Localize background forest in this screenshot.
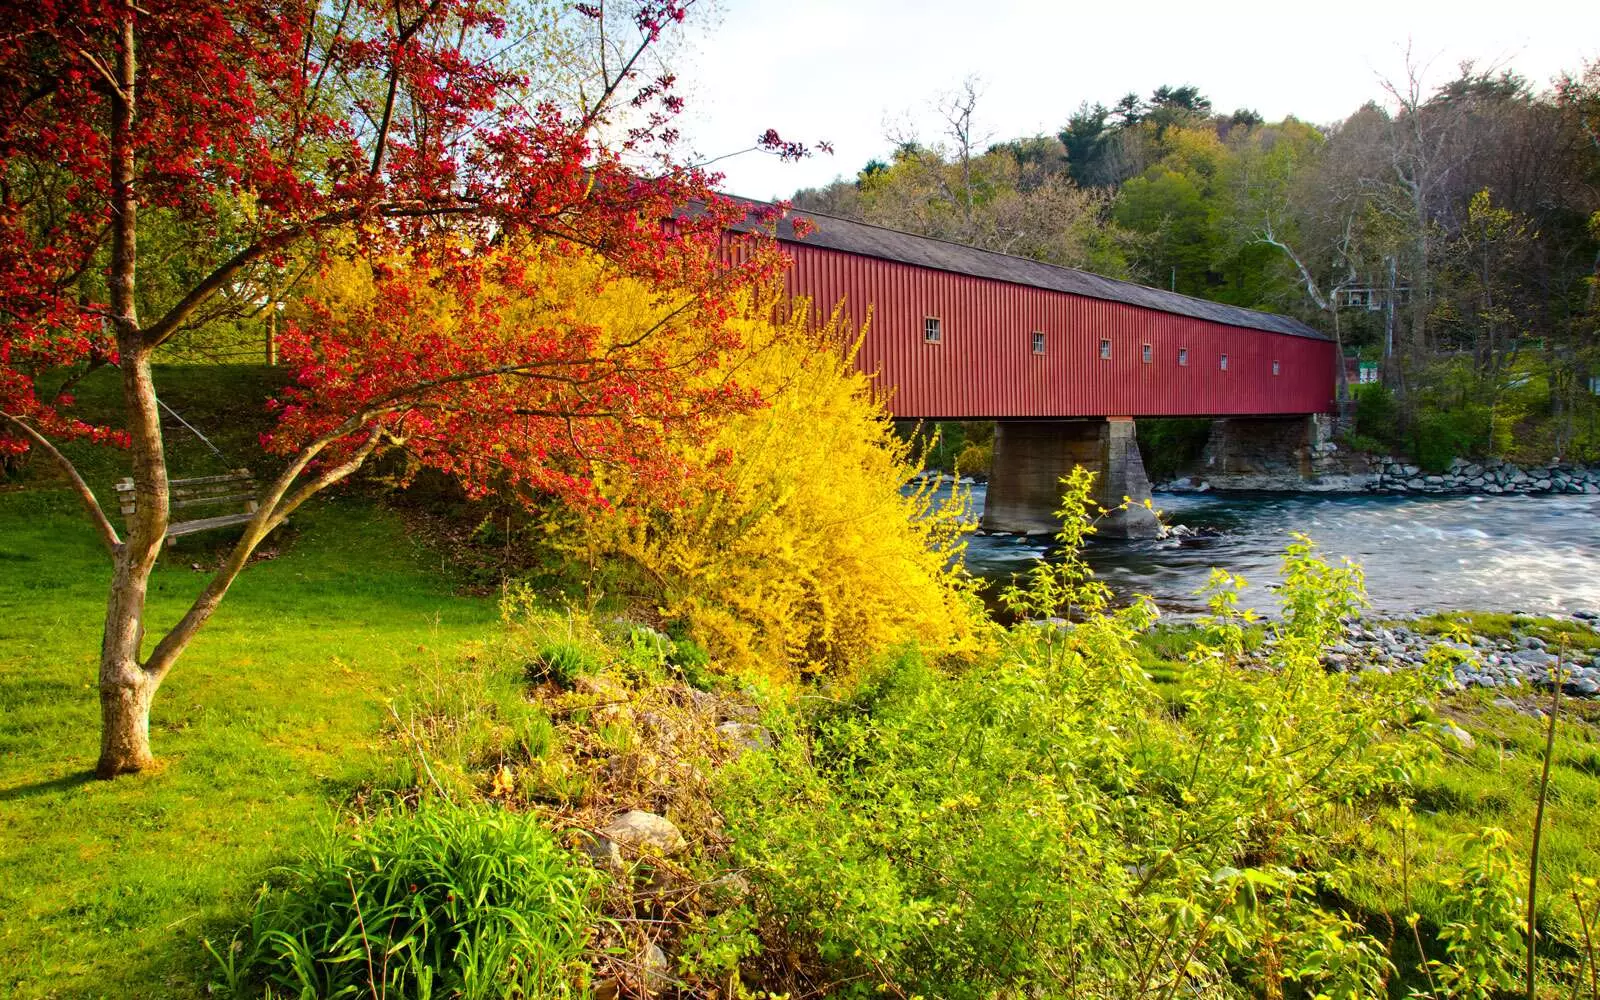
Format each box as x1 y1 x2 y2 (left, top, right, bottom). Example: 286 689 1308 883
792 66 1600 464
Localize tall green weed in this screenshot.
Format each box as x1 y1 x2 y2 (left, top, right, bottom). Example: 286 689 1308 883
211 803 604 999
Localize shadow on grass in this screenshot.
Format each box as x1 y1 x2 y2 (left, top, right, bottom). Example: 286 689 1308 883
0 769 96 802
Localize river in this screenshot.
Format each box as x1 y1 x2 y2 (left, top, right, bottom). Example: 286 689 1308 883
948 484 1600 617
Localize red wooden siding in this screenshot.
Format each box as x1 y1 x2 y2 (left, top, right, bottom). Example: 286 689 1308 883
782 243 1337 420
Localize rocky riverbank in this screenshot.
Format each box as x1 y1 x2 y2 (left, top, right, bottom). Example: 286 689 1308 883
1243 611 1600 701
1369 457 1600 495
1161 457 1600 497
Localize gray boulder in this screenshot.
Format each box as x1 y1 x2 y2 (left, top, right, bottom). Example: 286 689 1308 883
1438 722 1475 750
717 721 774 752
585 810 686 869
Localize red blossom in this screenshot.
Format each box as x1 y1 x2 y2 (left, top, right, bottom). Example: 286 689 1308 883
0 0 785 509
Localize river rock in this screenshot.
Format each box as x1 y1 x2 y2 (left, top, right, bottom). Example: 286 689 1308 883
1438 722 1475 749
704 872 752 911
586 810 686 869
640 943 670 993
717 721 773 752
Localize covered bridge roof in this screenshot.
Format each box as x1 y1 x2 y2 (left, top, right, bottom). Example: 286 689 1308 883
745 206 1328 341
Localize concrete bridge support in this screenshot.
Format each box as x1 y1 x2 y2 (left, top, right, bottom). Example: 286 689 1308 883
982 418 1160 539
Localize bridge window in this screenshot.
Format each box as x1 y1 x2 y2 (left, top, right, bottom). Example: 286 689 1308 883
924 316 942 344
1141 343 1153 364
1272 359 1281 376
1032 331 1045 355
1178 347 1189 366
1220 353 1229 371
1099 338 1112 360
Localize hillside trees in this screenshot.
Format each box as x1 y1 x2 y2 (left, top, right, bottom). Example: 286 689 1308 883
0 0 808 777
794 89 1133 276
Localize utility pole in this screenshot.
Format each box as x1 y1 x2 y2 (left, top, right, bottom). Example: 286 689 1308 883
1383 255 1397 364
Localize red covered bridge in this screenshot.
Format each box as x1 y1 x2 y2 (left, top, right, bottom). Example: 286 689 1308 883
763 210 1339 536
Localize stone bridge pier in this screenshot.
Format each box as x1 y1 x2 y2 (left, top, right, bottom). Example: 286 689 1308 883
1199 414 1343 490
981 418 1161 539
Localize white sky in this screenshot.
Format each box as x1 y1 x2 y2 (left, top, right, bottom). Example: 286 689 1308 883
669 0 1600 200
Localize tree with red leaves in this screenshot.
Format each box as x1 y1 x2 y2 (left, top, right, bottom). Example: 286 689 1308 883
0 0 810 778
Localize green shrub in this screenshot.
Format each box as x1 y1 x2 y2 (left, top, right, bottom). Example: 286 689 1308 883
212 803 604 999
1410 406 1490 471
1352 383 1400 451
1430 827 1525 998
719 490 1439 998
669 635 716 689
1338 430 1388 455
530 639 601 688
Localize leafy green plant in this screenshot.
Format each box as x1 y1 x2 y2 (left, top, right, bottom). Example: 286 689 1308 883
1430 828 1527 999
720 485 1438 998
998 465 1119 622
1352 383 1400 452
530 638 601 688
669 634 717 690
1411 407 1489 471
211 803 605 999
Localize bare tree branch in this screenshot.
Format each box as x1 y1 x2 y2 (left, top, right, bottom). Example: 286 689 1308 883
1 412 122 554
142 424 391 680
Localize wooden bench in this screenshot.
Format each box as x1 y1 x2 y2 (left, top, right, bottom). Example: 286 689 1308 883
114 469 262 542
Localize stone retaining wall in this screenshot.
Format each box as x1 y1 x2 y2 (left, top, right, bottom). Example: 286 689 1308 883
1371 457 1600 495
1162 453 1600 496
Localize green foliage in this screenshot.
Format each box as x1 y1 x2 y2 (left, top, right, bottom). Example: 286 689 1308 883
1136 417 1214 480
1411 408 1488 470
998 465 1123 623
530 639 600 688
212 803 604 999
668 634 716 690
1430 828 1526 998
1352 382 1400 451
720 488 1442 998
1114 165 1219 296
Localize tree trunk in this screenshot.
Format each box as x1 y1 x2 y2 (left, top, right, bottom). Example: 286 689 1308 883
95 4 169 779
97 656 158 777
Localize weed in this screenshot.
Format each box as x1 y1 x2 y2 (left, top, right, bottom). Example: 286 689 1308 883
213 802 605 999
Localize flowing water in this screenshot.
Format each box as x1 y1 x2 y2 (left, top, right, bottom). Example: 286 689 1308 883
945 483 1600 617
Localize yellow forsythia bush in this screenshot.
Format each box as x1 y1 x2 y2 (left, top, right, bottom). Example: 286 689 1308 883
306 248 982 685
578 295 983 685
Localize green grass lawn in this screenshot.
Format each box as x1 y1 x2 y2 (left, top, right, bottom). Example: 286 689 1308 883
0 488 495 998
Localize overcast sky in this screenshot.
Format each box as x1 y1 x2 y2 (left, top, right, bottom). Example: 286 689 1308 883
667 0 1600 200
